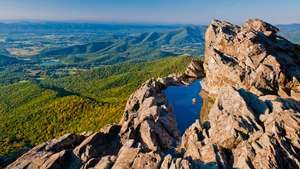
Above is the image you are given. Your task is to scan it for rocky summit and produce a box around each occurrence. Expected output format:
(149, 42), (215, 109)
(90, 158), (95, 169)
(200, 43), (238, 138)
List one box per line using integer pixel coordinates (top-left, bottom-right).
(5, 19), (300, 169)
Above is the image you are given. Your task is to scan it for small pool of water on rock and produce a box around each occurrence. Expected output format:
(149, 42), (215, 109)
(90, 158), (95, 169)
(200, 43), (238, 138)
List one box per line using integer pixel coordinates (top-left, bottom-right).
(163, 80), (202, 134)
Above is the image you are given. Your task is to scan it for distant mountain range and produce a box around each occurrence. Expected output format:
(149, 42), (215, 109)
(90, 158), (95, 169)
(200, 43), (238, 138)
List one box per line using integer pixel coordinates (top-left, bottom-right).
(0, 22), (182, 33)
(35, 25), (206, 66)
(0, 22), (206, 67)
(0, 22), (299, 67)
(40, 42), (114, 57)
(277, 24), (300, 44)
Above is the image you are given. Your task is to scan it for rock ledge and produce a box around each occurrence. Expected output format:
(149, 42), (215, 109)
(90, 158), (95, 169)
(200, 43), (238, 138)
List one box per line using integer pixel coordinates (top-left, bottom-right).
(5, 19), (300, 169)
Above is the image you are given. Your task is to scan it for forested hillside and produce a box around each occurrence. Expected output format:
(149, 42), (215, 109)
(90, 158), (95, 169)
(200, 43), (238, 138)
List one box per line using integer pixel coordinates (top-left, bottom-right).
(0, 56), (191, 155)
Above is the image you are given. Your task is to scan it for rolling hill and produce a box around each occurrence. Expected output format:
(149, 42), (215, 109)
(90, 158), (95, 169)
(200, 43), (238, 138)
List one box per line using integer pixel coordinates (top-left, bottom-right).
(35, 26), (205, 66)
(0, 56), (192, 156)
(40, 42), (114, 57)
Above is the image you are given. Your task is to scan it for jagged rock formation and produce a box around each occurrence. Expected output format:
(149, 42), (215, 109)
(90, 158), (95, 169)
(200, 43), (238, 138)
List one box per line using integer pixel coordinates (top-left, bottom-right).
(202, 19), (300, 98)
(5, 60), (204, 169)
(5, 19), (300, 169)
(184, 19), (300, 169)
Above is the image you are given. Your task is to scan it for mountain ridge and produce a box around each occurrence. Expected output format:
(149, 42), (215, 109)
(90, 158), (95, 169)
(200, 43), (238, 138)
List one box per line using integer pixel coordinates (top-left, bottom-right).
(3, 19), (300, 169)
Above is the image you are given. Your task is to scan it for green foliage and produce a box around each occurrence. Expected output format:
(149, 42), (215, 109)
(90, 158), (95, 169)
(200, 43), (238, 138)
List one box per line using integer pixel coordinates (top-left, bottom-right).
(40, 42), (114, 57)
(35, 26), (204, 66)
(0, 56), (191, 155)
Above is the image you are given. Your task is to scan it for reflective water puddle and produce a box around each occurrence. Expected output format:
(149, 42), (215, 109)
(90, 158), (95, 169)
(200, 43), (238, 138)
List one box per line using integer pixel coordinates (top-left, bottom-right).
(163, 80), (202, 134)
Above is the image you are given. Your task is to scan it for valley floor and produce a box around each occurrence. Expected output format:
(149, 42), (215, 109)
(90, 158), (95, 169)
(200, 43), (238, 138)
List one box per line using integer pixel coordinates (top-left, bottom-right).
(0, 56), (192, 157)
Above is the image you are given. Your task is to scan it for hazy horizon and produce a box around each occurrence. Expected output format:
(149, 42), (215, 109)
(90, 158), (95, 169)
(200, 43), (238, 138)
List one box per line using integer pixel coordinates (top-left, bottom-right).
(0, 0), (299, 25)
(0, 18), (300, 26)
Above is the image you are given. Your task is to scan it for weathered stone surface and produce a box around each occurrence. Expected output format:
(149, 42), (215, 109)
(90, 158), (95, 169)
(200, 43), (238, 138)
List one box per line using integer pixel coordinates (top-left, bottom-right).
(231, 96), (300, 169)
(6, 134), (84, 169)
(178, 19), (300, 169)
(45, 133), (85, 152)
(202, 18), (300, 96)
(120, 78), (180, 151)
(169, 158), (192, 169)
(73, 125), (120, 162)
(94, 156), (117, 169)
(243, 18), (279, 37)
(160, 154), (173, 169)
(40, 150), (72, 169)
(160, 155), (193, 169)
(180, 120), (215, 163)
(139, 120), (159, 151)
(184, 59), (205, 79)
(207, 86), (263, 149)
(111, 140), (140, 169)
(181, 86), (300, 168)
(131, 152), (161, 169)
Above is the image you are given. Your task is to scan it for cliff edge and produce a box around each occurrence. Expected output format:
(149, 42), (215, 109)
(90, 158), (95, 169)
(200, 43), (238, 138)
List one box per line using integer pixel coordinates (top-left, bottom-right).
(4, 19), (300, 169)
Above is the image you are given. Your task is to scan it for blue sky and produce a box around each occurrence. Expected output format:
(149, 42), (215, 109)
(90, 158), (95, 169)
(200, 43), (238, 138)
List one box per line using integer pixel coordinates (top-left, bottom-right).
(0, 0), (299, 24)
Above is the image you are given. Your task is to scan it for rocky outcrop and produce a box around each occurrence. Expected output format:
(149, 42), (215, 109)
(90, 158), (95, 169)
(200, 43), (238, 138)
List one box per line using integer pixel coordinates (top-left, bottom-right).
(181, 86), (300, 168)
(5, 133), (85, 169)
(120, 78), (180, 151)
(5, 19), (300, 169)
(202, 19), (300, 98)
(5, 61), (203, 169)
(182, 19), (300, 169)
(184, 59), (205, 79)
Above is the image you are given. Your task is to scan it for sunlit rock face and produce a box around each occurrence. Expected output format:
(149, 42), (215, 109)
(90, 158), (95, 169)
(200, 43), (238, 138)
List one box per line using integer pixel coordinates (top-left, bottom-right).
(202, 18), (300, 98)
(5, 19), (300, 169)
(183, 19), (300, 169)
